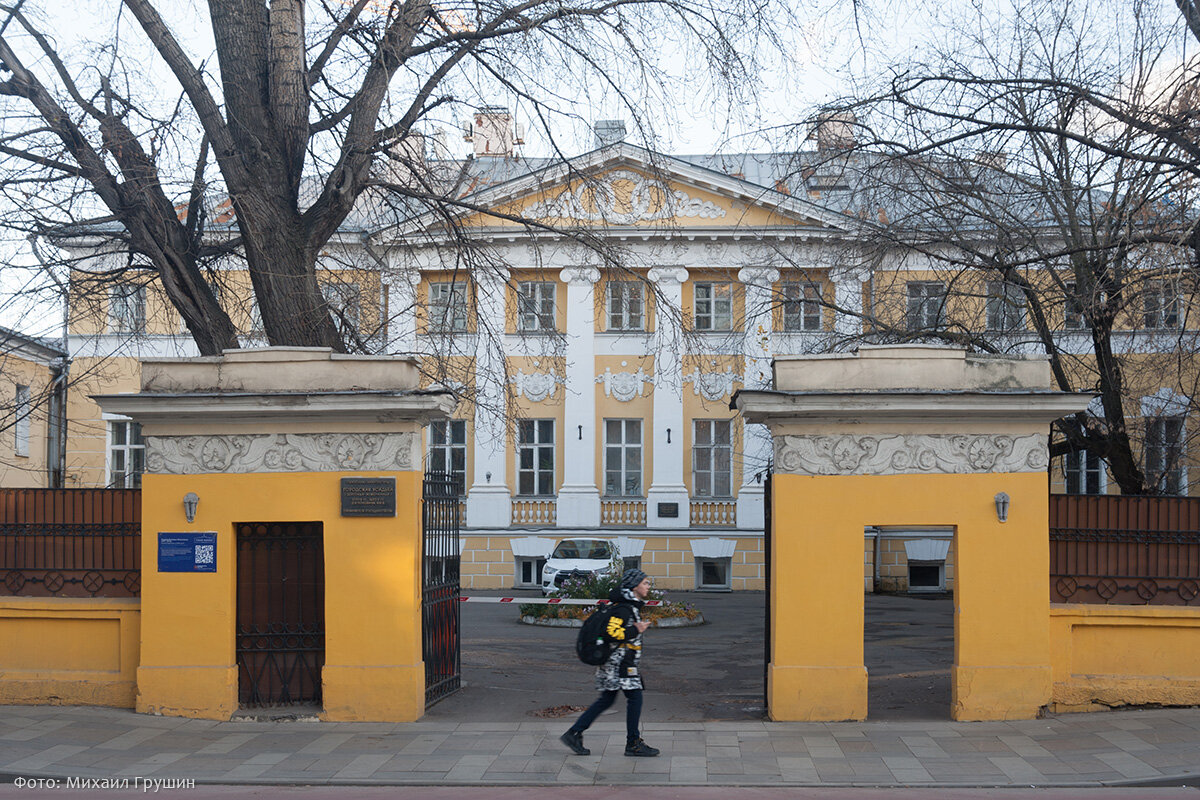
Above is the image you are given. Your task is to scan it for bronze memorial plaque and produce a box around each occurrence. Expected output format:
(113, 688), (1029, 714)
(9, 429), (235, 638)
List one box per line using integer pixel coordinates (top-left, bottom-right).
(340, 477), (397, 517)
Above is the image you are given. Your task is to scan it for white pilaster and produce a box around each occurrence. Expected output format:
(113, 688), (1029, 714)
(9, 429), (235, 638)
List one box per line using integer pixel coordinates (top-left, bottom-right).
(736, 266), (779, 530)
(385, 269), (422, 354)
(647, 266), (690, 528)
(466, 269), (512, 528)
(831, 265), (870, 340)
(556, 267), (602, 527)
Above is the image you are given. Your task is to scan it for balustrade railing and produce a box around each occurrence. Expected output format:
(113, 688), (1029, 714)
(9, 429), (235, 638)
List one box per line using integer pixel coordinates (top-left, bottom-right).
(512, 498), (557, 527)
(601, 499), (647, 527)
(690, 500), (736, 527)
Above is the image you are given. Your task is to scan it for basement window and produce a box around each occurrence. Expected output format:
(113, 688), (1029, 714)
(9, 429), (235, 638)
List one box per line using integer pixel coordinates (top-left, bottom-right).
(908, 561), (945, 592)
(515, 556), (546, 589)
(695, 557), (732, 591)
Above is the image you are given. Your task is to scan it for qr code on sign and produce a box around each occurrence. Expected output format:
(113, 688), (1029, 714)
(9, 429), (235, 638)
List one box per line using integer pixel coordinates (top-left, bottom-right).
(195, 544), (215, 564)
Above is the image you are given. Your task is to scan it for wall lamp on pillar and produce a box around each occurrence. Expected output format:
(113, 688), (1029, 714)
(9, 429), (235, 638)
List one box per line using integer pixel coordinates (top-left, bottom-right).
(183, 492), (200, 524)
(666, 428), (672, 444)
(994, 492), (1010, 523)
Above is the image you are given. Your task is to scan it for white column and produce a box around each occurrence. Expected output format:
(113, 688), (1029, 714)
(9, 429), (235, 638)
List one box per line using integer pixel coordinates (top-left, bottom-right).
(737, 266), (779, 530)
(831, 265), (870, 340)
(556, 267), (602, 527)
(646, 266), (690, 529)
(466, 269), (512, 528)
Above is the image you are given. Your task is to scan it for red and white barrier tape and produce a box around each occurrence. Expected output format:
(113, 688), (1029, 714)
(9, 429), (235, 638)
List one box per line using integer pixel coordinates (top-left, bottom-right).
(457, 596), (663, 606)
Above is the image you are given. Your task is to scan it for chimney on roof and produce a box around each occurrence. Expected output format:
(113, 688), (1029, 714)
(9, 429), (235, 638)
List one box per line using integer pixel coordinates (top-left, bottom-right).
(593, 119), (627, 148)
(462, 106), (524, 158)
(381, 131), (427, 185)
(810, 111), (857, 151)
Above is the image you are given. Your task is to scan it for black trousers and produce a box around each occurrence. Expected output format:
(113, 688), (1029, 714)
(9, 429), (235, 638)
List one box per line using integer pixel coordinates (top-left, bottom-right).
(569, 688), (643, 741)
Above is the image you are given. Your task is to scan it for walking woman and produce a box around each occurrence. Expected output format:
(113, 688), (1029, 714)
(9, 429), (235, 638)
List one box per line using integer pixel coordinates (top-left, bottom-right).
(560, 568), (659, 757)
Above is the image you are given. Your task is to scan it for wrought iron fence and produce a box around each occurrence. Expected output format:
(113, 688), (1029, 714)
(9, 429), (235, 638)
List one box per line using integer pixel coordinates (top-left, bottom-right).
(1050, 495), (1200, 606)
(423, 471), (461, 706)
(0, 488), (141, 597)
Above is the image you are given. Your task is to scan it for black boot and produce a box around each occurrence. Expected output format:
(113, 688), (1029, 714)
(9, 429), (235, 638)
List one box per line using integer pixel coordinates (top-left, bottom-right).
(624, 737), (660, 757)
(560, 729), (590, 756)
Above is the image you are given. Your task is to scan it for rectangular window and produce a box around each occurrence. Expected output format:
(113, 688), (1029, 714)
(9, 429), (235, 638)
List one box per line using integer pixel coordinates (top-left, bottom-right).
(693, 419), (733, 498)
(320, 280), (361, 334)
(782, 282), (822, 331)
(607, 282), (645, 331)
(905, 282), (945, 331)
(14, 384), (30, 457)
(604, 419), (643, 496)
(1144, 280), (1181, 329)
(428, 281), (469, 332)
(427, 419), (467, 492)
(108, 284), (146, 333)
(108, 420), (144, 489)
(695, 557), (732, 590)
(1062, 448), (1104, 495)
(986, 280), (1026, 331)
(518, 419), (555, 496)
(518, 281), (556, 332)
(1064, 281), (1087, 330)
(1146, 416), (1186, 494)
(694, 282), (733, 331)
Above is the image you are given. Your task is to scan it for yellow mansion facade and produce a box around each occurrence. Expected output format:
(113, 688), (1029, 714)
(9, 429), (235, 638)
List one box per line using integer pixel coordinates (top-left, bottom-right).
(14, 116), (1198, 593)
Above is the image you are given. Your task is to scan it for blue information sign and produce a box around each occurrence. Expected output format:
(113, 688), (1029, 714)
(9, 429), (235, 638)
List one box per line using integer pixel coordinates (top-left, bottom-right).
(157, 532), (217, 573)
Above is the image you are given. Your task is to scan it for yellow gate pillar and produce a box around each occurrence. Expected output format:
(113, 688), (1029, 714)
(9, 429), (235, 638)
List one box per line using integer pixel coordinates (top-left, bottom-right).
(97, 348), (454, 721)
(735, 346), (1091, 721)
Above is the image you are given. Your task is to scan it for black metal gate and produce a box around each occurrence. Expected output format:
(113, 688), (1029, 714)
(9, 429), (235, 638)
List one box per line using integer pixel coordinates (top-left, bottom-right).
(422, 472), (461, 706)
(763, 469), (773, 709)
(235, 521), (325, 707)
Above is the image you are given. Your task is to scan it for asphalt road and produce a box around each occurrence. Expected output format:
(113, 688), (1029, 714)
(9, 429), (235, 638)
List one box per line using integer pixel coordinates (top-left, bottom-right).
(424, 590), (955, 723)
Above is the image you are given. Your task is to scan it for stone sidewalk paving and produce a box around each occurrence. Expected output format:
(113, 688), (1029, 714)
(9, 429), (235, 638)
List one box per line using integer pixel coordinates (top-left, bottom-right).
(1, 705), (1199, 787)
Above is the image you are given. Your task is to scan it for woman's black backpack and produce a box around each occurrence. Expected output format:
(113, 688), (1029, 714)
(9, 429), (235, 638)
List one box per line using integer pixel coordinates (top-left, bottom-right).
(576, 604), (618, 665)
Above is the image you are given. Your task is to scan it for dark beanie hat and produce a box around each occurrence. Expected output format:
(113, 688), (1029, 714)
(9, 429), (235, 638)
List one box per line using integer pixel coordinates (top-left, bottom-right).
(621, 568), (648, 589)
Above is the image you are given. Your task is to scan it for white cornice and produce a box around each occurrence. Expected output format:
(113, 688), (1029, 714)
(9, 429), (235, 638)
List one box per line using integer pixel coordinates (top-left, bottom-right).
(733, 389), (1094, 426)
(93, 390), (456, 427)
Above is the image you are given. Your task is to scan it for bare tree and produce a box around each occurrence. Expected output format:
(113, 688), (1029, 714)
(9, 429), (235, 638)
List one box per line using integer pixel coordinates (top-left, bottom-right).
(793, 0), (1200, 494)
(0, 0), (785, 355)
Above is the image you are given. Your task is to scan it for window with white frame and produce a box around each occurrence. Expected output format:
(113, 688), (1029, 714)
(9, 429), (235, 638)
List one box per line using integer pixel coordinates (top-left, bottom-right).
(693, 419), (733, 498)
(108, 284), (146, 333)
(515, 556), (547, 587)
(14, 384), (29, 457)
(517, 419), (555, 496)
(428, 281), (469, 332)
(782, 281), (822, 331)
(1064, 281), (1087, 330)
(604, 419), (642, 496)
(320, 279), (361, 335)
(427, 419), (467, 492)
(108, 419), (144, 488)
(695, 557), (732, 590)
(517, 281), (556, 332)
(1144, 279), (1181, 329)
(1062, 447), (1105, 495)
(905, 281), (945, 331)
(1146, 415), (1186, 494)
(986, 280), (1026, 331)
(607, 281), (644, 331)
(694, 282), (733, 331)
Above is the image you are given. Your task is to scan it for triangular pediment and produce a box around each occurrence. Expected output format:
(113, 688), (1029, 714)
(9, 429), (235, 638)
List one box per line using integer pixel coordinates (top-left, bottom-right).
(396, 144), (859, 237)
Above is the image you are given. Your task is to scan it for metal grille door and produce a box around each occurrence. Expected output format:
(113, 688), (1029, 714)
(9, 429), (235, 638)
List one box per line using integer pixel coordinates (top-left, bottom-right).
(422, 472), (461, 706)
(236, 522), (325, 707)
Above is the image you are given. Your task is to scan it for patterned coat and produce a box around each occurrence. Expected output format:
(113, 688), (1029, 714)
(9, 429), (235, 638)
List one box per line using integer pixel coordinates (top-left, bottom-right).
(595, 590), (645, 691)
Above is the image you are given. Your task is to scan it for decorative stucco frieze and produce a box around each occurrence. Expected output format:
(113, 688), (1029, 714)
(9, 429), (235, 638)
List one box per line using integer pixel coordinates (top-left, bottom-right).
(596, 366), (654, 401)
(526, 169), (726, 224)
(683, 366), (743, 401)
(145, 432), (419, 475)
(773, 433), (1048, 477)
(510, 369), (563, 403)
